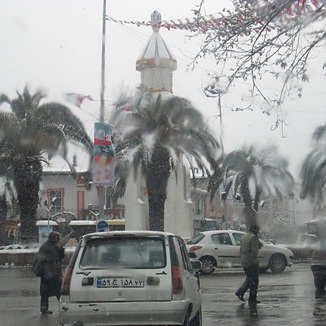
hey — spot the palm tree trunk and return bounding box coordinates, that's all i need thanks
[146,145,170,231]
[253,188,261,212]
[13,159,41,243]
[240,178,257,228]
[147,188,166,231]
[0,194,7,245]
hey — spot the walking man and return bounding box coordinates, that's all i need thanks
[235,223,261,305]
[38,231,65,315]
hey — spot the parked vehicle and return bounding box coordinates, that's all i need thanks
[276,233,319,260]
[186,230,294,275]
[59,230,202,326]
[306,218,326,290]
[193,218,218,233]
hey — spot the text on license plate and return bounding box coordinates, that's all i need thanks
[97,277,145,288]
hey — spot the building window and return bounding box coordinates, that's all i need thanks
[47,189,64,216]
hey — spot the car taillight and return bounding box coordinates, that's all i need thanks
[172,266,183,294]
[61,267,73,296]
[189,245,202,252]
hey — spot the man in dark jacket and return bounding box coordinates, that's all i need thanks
[235,224,261,305]
[38,231,65,315]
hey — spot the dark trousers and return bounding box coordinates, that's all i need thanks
[40,278,61,312]
[236,264,259,303]
[40,294,60,312]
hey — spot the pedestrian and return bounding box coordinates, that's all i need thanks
[38,231,65,315]
[235,223,261,305]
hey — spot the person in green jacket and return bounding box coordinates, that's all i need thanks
[235,224,261,305]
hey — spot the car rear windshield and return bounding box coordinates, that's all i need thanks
[187,233,205,245]
[79,236,166,269]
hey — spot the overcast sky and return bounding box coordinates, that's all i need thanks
[1,0,325,178]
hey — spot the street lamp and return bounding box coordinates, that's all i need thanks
[87,203,99,220]
[44,197,57,231]
[203,77,228,156]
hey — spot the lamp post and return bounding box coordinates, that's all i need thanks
[44,197,57,231]
[203,80,226,156]
[204,79,228,228]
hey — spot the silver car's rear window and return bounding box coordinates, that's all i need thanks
[187,233,205,245]
[79,237,166,269]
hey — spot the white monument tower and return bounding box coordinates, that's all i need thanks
[124,11,193,238]
[136,11,177,93]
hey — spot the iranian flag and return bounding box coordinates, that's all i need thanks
[64,93,94,108]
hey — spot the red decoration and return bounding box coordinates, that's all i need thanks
[107,0,321,35]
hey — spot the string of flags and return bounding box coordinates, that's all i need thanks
[107,0,323,35]
[64,93,135,112]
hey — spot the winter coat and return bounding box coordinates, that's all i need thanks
[38,234,65,298]
[240,231,259,267]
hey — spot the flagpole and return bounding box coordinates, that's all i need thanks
[98,0,107,219]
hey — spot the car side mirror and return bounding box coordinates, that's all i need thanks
[191,260,202,271]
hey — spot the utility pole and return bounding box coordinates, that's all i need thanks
[100,0,106,124]
[98,0,107,218]
[217,93,224,156]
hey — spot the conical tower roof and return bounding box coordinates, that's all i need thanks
[136,11,177,93]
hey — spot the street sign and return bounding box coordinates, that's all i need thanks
[96,219,109,232]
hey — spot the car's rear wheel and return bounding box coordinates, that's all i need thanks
[190,306,202,326]
[314,275,326,290]
[199,256,215,274]
[269,254,287,273]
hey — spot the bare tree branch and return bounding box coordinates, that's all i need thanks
[190,0,326,132]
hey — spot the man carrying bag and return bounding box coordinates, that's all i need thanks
[235,224,261,305]
[34,231,65,315]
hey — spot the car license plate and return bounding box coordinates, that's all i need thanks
[97,277,145,288]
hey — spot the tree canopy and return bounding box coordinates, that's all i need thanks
[192,0,325,133]
[0,87,93,242]
[300,123,326,213]
[220,145,294,226]
[111,90,220,231]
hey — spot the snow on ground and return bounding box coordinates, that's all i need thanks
[0,243,76,267]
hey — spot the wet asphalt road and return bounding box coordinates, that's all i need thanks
[0,262,324,326]
[201,262,326,326]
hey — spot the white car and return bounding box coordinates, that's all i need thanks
[186,230,294,275]
[59,231,202,326]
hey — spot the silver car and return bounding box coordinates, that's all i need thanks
[59,231,202,325]
[186,230,294,275]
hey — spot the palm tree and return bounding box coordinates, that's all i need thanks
[221,145,294,227]
[0,177,17,245]
[300,124,326,214]
[110,91,220,231]
[0,87,93,243]
[0,193,7,246]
